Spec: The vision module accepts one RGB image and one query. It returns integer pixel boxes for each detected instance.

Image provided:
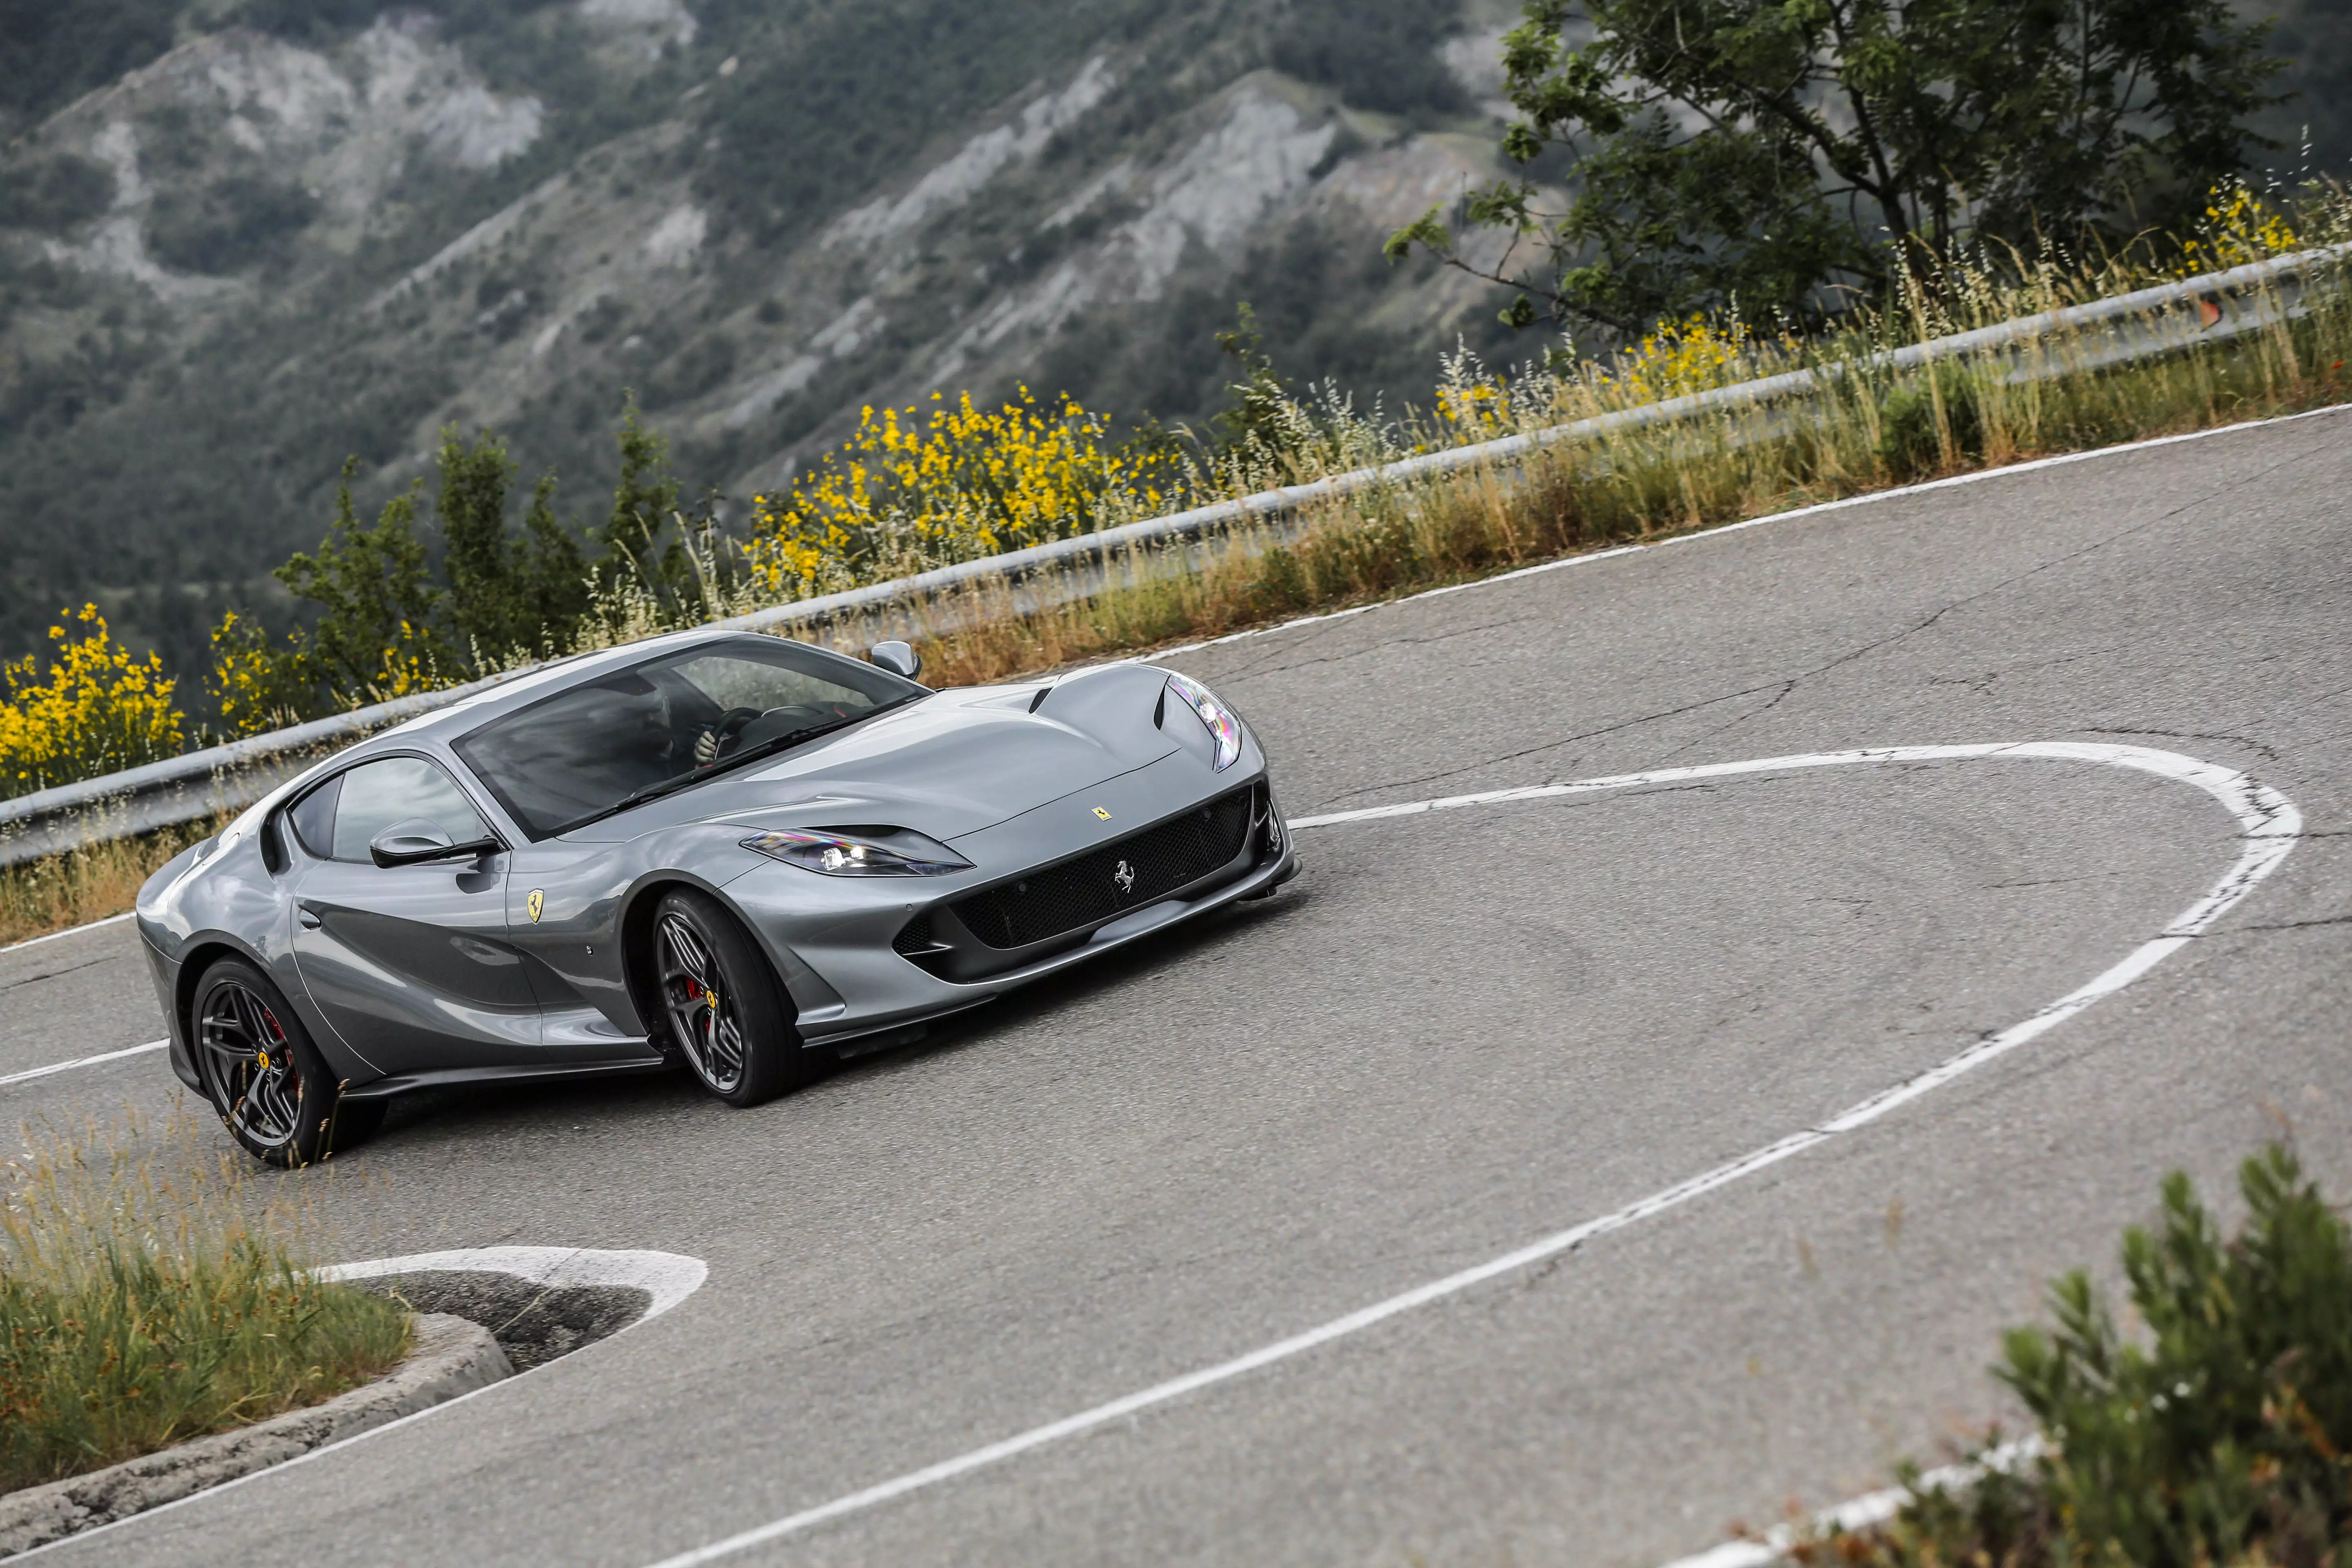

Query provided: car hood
[561,664,1179,845]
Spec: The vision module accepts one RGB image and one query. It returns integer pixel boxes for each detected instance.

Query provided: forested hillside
[2250,0,2352,181]
[0,0,2341,689]
[0,0,1524,681]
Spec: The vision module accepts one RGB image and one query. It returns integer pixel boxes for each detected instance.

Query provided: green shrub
[2008,1145,2352,1567]
[144,175,319,276]
[1819,1145,2352,1568]
[1876,374,1984,482]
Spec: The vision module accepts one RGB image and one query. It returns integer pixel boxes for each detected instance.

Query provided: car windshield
[452,638,925,839]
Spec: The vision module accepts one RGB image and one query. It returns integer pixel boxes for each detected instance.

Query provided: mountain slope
[0,0,1519,683]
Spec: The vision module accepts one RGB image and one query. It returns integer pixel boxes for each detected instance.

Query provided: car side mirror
[868,640,922,682]
[370,818,501,868]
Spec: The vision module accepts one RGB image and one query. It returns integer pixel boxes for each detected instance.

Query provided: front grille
[951,786,1256,951]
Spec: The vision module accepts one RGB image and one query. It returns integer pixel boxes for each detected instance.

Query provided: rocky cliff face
[0,0,1519,678]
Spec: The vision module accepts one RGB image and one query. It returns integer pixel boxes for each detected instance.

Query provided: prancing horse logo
[526,889,545,923]
[1113,860,1135,895]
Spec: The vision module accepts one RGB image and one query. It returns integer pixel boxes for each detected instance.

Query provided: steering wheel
[696,707,762,766]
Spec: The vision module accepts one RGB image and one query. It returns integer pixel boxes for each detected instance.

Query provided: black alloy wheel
[193,957,380,1166]
[652,888,817,1107]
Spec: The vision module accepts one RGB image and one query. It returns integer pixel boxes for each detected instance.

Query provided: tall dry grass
[0,1106,409,1492]
[901,261,2352,687]
[0,815,225,949]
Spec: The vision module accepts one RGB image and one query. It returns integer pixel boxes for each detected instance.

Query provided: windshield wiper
[587,699,920,827]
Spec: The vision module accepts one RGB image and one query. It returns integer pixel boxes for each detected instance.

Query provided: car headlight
[1165,671,1242,771]
[739,826,972,876]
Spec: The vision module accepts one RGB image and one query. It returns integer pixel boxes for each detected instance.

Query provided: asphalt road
[9,408,2351,1567]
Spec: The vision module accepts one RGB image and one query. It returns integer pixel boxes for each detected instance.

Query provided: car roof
[379,626,792,747]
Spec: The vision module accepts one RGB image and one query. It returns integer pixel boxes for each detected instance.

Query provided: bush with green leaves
[209,399,717,731]
[1825,1145,2352,1568]
[437,428,589,666]
[1391,0,2289,337]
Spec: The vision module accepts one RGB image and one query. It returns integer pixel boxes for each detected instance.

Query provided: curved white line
[321,1245,708,1319]
[635,742,2301,1568]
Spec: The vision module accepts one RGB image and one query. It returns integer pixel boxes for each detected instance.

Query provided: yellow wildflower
[0,606,184,800]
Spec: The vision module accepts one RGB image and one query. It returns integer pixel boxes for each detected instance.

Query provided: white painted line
[1127,400,2352,666]
[13,1246,711,1562]
[1659,1437,2044,1568]
[0,909,136,955]
[0,1038,167,1089]
[633,742,2301,1568]
[321,1245,709,1319]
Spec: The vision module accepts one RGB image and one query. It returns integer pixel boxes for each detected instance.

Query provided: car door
[286,753,545,1077]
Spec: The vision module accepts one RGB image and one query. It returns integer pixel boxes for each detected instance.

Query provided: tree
[592,396,727,620]
[1389,0,2289,337]
[273,459,450,696]
[435,427,588,663]
[514,471,591,648]
[211,401,709,727]
[1207,304,1295,458]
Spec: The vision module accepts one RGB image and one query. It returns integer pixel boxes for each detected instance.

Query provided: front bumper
[137,924,203,1093]
[726,775,1297,1053]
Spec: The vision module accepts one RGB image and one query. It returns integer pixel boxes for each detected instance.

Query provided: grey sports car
[136,629,1296,1164]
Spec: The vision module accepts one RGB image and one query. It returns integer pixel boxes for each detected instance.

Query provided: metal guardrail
[3,243,2341,868]
[0,668,557,865]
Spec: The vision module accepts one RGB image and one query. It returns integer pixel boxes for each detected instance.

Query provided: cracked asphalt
[8,409,2351,1566]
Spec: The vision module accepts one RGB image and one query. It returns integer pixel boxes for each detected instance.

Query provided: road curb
[0,1311,511,1558]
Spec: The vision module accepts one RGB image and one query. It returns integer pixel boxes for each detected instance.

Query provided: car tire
[191,956,381,1166]
[650,888,820,1107]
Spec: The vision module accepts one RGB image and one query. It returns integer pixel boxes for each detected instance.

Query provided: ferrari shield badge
[1092,806,1111,820]
[526,889,545,922]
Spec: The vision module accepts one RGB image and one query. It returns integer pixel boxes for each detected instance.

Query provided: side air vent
[892,912,942,958]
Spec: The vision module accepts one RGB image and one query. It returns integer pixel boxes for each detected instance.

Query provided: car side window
[286,775,341,860]
[329,756,490,864]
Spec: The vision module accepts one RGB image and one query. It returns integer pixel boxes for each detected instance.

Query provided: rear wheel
[192,957,381,1166]
[653,889,819,1107]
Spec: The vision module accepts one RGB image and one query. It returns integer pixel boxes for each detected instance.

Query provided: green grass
[0,1108,409,1493]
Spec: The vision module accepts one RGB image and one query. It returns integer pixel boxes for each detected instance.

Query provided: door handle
[297,907,323,929]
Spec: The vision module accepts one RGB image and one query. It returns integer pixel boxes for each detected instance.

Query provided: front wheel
[653,889,820,1107]
[192,957,381,1166]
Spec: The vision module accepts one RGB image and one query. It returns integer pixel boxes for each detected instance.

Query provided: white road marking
[0,1037,167,1089]
[0,909,136,955]
[13,1247,712,1562]
[1129,400,2352,667]
[322,1245,709,1319]
[633,742,2301,1567]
